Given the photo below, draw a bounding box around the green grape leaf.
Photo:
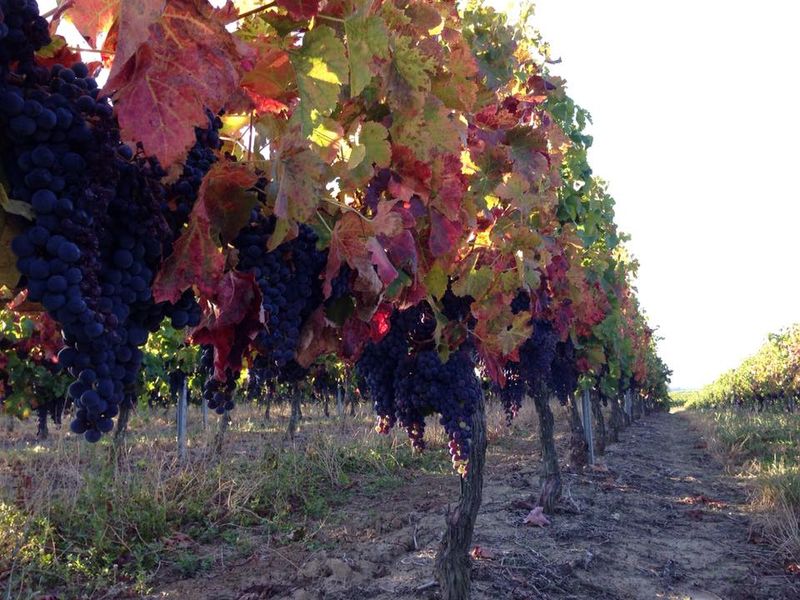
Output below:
[392,35,435,94]
[424,261,447,300]
[344,15,389,97]
[345,121,391,184]
[292,25,349,136]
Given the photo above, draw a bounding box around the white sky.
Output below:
[528,1,800,389]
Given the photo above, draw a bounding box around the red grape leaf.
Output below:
[240,41,296,115]
[324,212,398,301]
[152,215,226,305]
[296,307,339,367]
[366,238,398,286]
[34,35,84,69]
[371,199,402,237]
[275,0,320,20]
[104,0,165,82]
[190,271,264,379]
[382,229,417,272]
[342,315,372,359]
[196,162,259,245]
[428,208,461,257]
[108,0,250,168]
[60,0,122,48]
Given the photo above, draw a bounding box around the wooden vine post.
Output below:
[176,377,188,462]
[434,392,487,600]
[581,389,595,465]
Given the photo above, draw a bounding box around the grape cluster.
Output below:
[394,349,480,469]
[0,0,229,441]
[550,338,578,403]
[199,345,236,414]
[162,109,223,240]
[234,212,326,369]
[1,57,165,440]
[494,364,525,425]
[356,323,406,432]
[495,290,559,423]
[0,0,50,75]
[356,304,481,471]
[518,319,558,397]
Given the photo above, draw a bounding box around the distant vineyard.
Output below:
[681,325,800,411]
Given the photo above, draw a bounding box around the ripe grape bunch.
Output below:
[234,211,326,370]
[357,303,482,473]
[0,0,221,441]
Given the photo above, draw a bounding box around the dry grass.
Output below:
[0,398,525,598]
[689,409,800,563]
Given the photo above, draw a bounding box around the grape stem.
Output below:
[320,197,373,224]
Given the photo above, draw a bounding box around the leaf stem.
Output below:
[316,14,346,24]
[320,197,371,224]
[226,2,276,24]
[66,46,114,56]
[315,211,333,234]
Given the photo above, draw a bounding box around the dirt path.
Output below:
[143,411,797,600]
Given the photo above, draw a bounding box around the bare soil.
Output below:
[140,411,798,600]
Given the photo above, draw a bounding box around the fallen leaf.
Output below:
[523,506,550,527]
[470,546,495,560]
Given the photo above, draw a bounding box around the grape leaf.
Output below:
[428,208,461,257]
[344,15,389,97]
[61,0,122,48]
[197,162,259,245]
[190,271,264,379]
[392,35,435,94]
[310,116,344,163]
[367,238,398,286]
[424,261,447,300]
[240,42,296,114]
[291,25,348,136]
[451,263,493,301]
[108,0,249,168]
[152,215,226,305]
[275,0,320,20]
[105,0,166,84]
[274,141,327,224]
[296,307,340,367]
[390,96,464,164]
[345,121,391,185]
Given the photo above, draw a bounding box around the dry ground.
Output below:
[137,408,798,600]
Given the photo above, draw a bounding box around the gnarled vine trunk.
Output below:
[434,392,486,600]
[36,405,48,440]
[568,394,588,469]
[114,398,132,445]
[286,392,302,441]
[591,392,606,455]
[533,394,561,513]
[608,395,624,444]
[214,411,230,456]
